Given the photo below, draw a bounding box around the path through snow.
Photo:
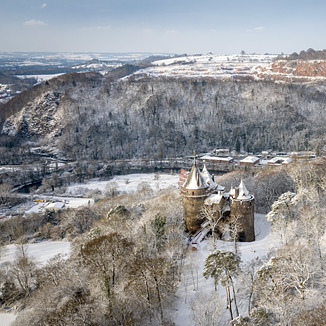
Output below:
[173,213,280,326]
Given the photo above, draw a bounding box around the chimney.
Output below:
[234,187,239,199]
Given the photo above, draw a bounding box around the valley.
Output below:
[0,50,326,325]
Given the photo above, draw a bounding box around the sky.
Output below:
[1,0,326,54]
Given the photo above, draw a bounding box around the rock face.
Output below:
[270,60,326,81]
[1,69,326,159]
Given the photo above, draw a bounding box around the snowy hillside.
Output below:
[132,53,326,82]
[134,53,279,80]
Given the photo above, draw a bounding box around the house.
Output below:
[200,155,234,164]
[268,157,292,165]
[45,201,65,212]
[239,156,260,166]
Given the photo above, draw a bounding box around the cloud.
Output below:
[24,19,47,26]
[41,3,47,8]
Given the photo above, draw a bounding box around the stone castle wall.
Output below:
[183,188,209,234]
[230,197,255,242]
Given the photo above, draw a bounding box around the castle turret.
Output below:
[182,159,209,234]
[201,163,225,193]
[230,180,255,242]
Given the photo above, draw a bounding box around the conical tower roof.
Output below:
[183,160,207,190]
[237,180,251,200]
[201,163,215,185]
[201,163,225,191]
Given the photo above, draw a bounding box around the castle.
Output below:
[180,159,255,242]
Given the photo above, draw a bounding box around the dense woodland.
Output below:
[1,66,326,161]
[0,160,326,325]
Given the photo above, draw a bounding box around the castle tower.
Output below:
[230,180,255,242]
[182,159,209,234]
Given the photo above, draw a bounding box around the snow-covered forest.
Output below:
[0,159,326,325]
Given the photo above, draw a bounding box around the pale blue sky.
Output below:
[1,0,325,54]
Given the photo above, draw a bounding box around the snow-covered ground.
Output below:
[173,213,279,325]
[0,241,71,266]
[0,241,70,326]
[25,196,94,215]
[22,173,177,216]
[0,313,16,326]
[65,173,179,196]
[25,173,178,214]
[133,53,279,80]
[16,73,64,83]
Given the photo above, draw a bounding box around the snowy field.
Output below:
[133,53,278,80]
[173,213,278,325]
[0,313,16,326]
[65,173,179,196]
[16,73,64,83]
[0,241,71,266]
[24,173,178,215]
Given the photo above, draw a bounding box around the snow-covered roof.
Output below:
[46,202,65,209]
[237,180,251,200]
[201,163,225,191]
[200,155,233,162]
[240,156,260,164]
[205,193,223,205]
[229,188,236,197]
[282,157,292,164]
[268,156,292,164]
[183,162,207,190]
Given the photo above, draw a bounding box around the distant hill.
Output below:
[282,48,326,61]
[1,56,326,161]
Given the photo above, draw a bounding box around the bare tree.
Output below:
[104,181,119,198]
[0,182,13,206]
[191,291,226,326]
[200,205,224,242]
[256,243,320,323]
[9,244,36,297]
